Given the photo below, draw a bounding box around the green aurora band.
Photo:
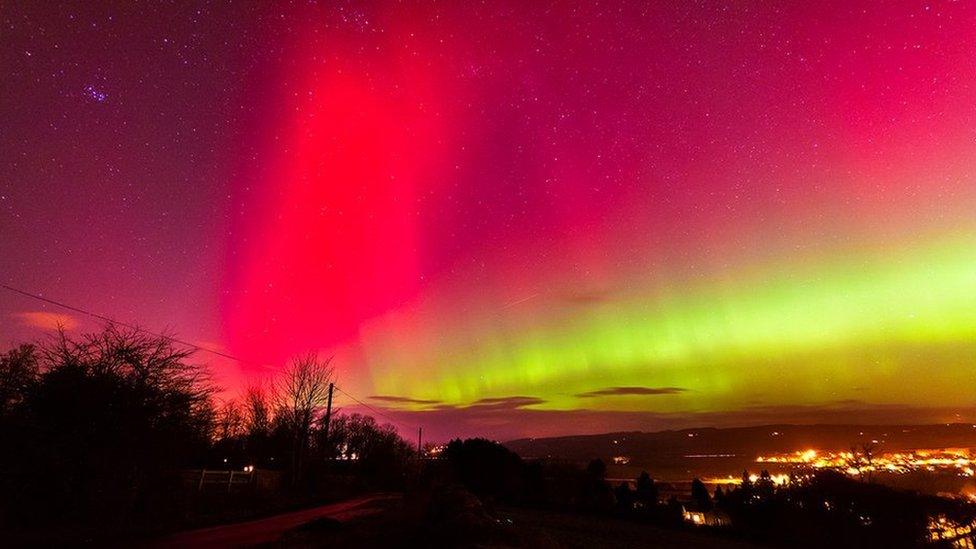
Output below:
[364,231,976,414]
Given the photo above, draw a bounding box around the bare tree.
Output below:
[859,442,877,483]
[243,383,271,438]
[5,324,216,524]
[43,324,214,414]
[846,442,878,482]
[272,353,334,483]
[216,399,245,441]
[0,344,38,413]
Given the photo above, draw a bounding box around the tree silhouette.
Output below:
[239,383,274,466]
[322,413,414,487]
[755,469,775,499]
[0,344,38,414]
[615,481,635,511]
[272,353,333,485]
[691,478,713,511]
[216,398,245,441]
[586,458,607,480]
[443,438,524,500]
[846,442,878,483]
[635,470,658,507]
[739,469,753,502]
[2,325,215,530]
[580,459,614,512]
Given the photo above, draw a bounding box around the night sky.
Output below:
[3,1,976,440]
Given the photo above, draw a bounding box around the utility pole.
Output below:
[323,382,334,450]
[418,426,423,457]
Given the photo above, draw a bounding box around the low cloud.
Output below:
[370,395,443,405]
[13,311,79,331]
[576,386,687,398]
[353,400,976,445]
[429,395,547,412]
[468,396,546,410]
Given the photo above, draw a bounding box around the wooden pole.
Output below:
[323,383,334,450]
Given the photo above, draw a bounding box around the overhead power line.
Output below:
[334,385,421,432]
[0,282,420,433]
[1,282,261,366]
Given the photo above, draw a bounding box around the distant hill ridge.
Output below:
[504,423,976,462]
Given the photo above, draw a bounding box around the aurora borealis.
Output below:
[3,1,976,439]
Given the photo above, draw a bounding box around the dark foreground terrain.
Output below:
[262,488,754,548]
[152,494,397,548]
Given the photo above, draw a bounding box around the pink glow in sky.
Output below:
[4,1,976,440]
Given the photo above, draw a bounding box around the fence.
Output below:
[186,469,255,492]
